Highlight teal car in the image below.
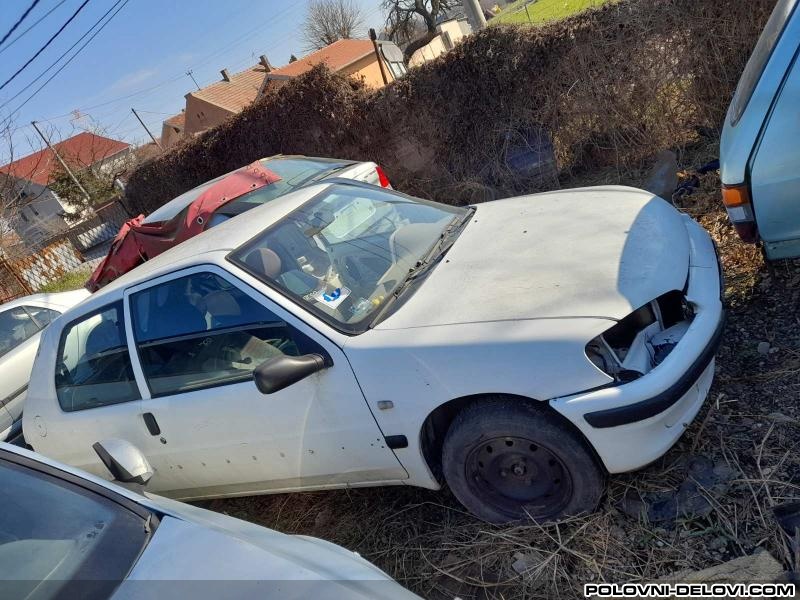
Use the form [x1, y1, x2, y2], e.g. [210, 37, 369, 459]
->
[720, 0, 800, 259]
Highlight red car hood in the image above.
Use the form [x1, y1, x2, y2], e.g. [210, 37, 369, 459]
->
[87, 162, 280, 291]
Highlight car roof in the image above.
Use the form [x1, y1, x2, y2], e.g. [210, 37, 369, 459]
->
[81, 181, 335, 311]
[141, 155, 356, 225]
[0, 290, 87, 312]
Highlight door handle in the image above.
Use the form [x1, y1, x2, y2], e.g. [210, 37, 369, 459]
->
[142, 412, 161, 436]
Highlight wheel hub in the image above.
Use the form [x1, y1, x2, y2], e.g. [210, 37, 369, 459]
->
[466, 435, 572, 520]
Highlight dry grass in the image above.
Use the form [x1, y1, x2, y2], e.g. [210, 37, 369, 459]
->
[206, 146, 800, 598]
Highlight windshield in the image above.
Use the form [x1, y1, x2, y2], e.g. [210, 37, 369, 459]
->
[229, 184, 467, 332]
[0, 457, 150, 600]
[730, 0, 796, 125]
[0, 307, 41, 359]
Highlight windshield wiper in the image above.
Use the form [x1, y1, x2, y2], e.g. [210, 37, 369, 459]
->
[370, 208, 474, 326]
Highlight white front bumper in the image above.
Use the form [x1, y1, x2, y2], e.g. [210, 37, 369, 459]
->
[550, 216, 723, 473]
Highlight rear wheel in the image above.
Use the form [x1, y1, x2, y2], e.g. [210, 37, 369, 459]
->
[442, 398, 605, 523]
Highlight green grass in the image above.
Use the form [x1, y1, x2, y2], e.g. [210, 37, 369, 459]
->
[491, 0, 611, 25]
[37, 267, 91, 293]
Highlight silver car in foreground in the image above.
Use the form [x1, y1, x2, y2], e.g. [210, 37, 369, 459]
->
[0, 290, 89, 440]
[0, 440, 419, 600]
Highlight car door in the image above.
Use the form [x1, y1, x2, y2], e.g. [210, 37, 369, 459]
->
[123, 264, 407, 499]
[750, 45, 800, 256]
[34, 300, 151, 478]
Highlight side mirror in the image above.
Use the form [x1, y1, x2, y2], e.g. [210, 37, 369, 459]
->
[254, 353, 328, 394]
[93, 439, 153, 486]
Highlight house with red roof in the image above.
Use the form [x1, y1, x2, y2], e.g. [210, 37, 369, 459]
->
[180, 38, 407, 138]
[0, 131, 130, 247]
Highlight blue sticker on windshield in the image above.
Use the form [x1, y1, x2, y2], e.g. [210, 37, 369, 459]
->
[323, 288, 341, 302]
[315, 286, 350, 309]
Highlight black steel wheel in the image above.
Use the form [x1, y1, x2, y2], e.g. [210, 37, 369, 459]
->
[442, 397, 605, 523]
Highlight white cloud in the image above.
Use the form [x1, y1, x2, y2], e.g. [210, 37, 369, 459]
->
[107, 68, 159, 93]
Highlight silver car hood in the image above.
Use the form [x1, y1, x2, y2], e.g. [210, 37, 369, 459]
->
[376, 186, 690, 329]
[111, 496, 417, 599]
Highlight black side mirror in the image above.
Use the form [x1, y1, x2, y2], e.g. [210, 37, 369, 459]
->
[254, 353, 329, 394]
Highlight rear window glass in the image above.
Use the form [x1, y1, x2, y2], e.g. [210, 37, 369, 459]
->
[730, 0, 796, 125]
[219, 158, 348, 213]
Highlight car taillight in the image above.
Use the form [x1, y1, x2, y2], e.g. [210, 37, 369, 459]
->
[721, 183, 758, 243]
[375, 165, 391, 188]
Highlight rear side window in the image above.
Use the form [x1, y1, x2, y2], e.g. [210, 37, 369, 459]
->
[730, 0, 796, 125]
[0, 307, 41, 358]
[131, 272, 304, 397]
[24, 305, 61, 328]
[55, 302, 139, 412]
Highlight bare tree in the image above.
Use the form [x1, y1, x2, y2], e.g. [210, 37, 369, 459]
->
[301, 0, 364, 52]
[383, 0, 462, 61]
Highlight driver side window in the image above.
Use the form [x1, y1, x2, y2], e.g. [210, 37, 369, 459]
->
[130, 271, 303, 397]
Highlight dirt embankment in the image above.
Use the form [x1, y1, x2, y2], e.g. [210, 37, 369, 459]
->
[124, 0, 773, 215]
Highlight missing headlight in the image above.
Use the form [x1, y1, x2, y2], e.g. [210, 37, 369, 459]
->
[586, 291, 694, 383]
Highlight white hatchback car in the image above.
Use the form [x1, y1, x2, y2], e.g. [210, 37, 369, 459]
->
[0, 440, 419, 599]
[0, 290, 89, 440]
[24, 181, 723, 523]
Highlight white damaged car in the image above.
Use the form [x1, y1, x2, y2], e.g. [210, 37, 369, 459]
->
[23, 181, 723, 523]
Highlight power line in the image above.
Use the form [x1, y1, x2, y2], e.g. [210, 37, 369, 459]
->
[6, 0, 130, 117]
[33, 4, 304, 123]
[0, 0, 92, 92]
[0, 0, 125, 112]
[0, 0, 42, 48]
[0, 0, 67, 57]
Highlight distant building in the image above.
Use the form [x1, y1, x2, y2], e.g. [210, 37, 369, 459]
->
[0, 132, 130, 247]
[179, 39, 406, 138]
[160, 111, 185, 149]
[409, 17, 473, 67]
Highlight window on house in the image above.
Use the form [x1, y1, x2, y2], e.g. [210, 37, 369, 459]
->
[55, 303, 139, 412]
[387, 61, 407, 79]
[131, 272, 304, 397]
[442, 31, 454, 51]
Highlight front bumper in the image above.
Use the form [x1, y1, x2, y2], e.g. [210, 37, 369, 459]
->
[550, 217, 724, 473]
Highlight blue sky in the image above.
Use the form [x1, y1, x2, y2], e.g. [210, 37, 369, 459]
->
[0, 0, 384, 161]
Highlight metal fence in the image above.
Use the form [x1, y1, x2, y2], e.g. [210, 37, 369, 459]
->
[0, 199, 130, 303]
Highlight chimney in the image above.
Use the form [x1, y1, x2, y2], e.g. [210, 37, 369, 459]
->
[259, 55, 272, 73]
[220, 68, 230, 82]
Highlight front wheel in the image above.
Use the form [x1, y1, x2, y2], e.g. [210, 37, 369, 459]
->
[442, 398, 606, 523]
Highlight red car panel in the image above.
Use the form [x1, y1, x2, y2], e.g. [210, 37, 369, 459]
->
[87, 162, 281, 291]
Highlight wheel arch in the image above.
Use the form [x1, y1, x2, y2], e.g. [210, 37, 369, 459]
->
[418, 393, 607, 483]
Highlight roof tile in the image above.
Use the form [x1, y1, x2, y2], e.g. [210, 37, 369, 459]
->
[0, 132, 129, 186]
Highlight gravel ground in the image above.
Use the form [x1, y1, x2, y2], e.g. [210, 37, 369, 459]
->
[206, 164, 800, 599]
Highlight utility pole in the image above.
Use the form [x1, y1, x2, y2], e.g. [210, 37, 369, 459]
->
[186, 69, 201, 90]
[131, 108, 162, 149]
[30, 121, 91, 202]
[463, 0, 487, 30]
[369, 28, 389, 85]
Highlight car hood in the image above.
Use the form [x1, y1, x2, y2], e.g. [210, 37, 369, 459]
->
[112, 496, 418, 599]
[376, 186, 689, 329]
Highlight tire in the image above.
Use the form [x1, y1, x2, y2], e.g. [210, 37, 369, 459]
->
[442, 397, 606, 523]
